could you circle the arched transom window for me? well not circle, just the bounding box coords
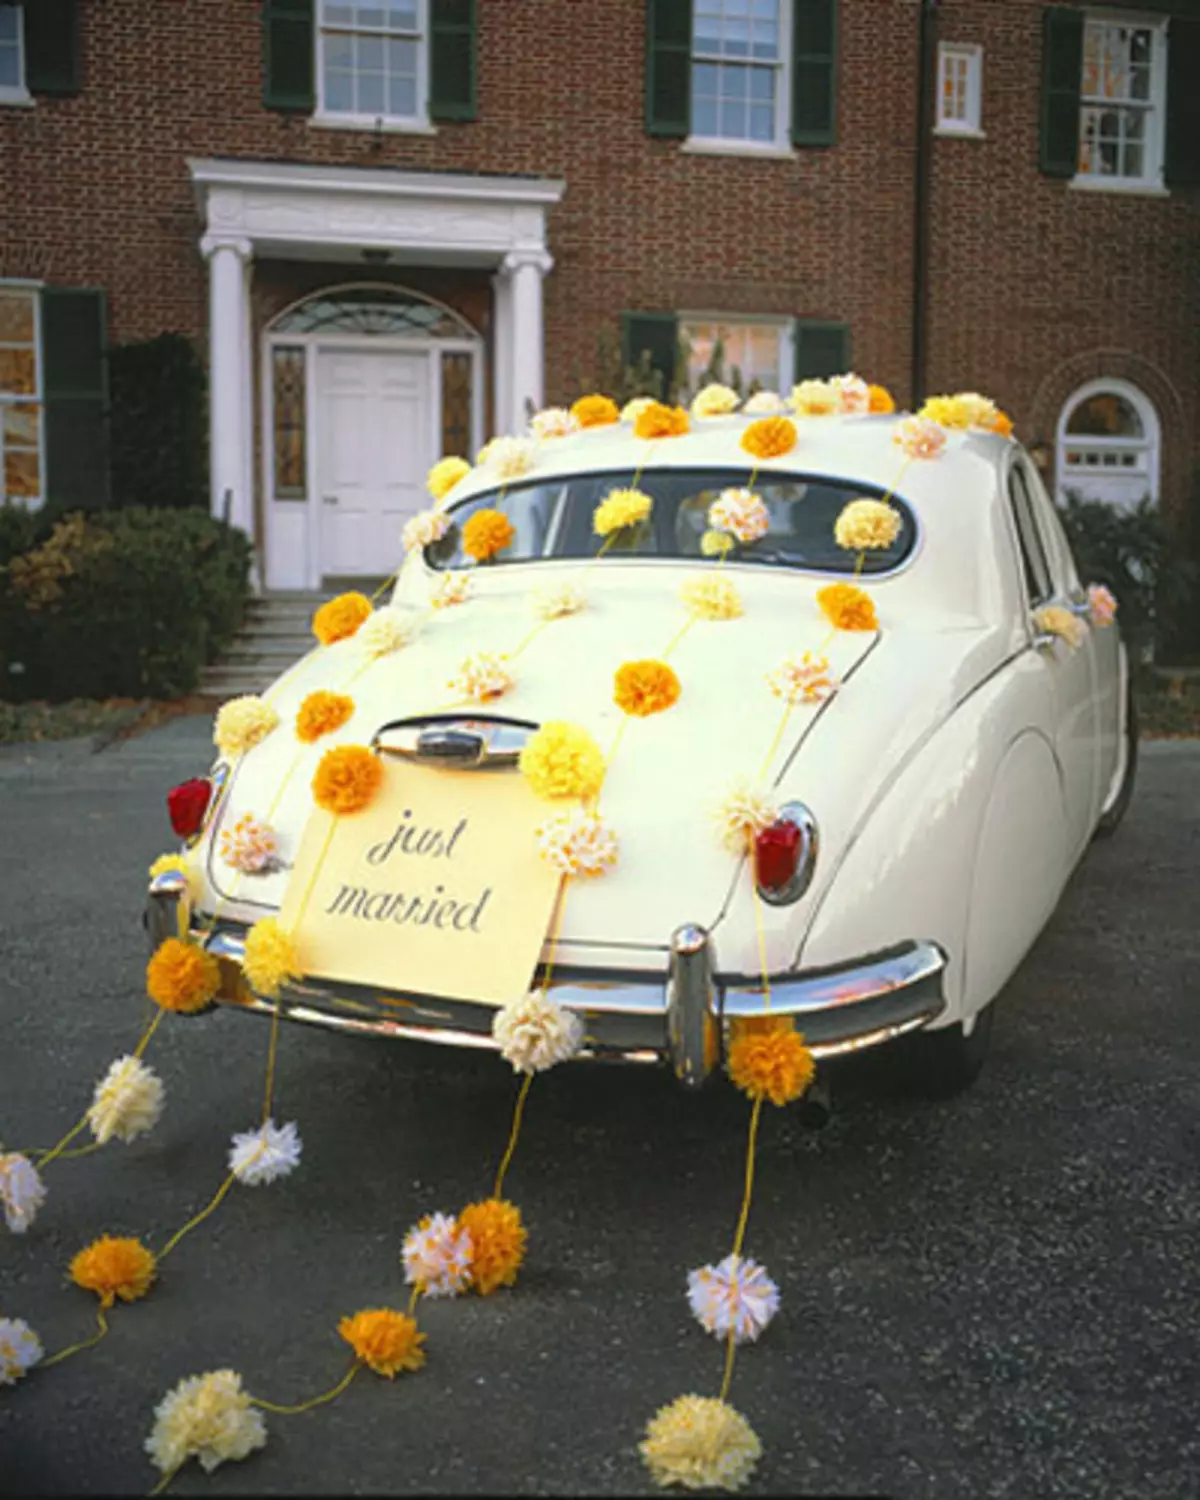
[1056,378,1160,510]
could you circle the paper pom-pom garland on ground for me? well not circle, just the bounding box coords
[0,1318,43,1385]
[87,1056,165,1146]
[145,1368,268,1483]
[70,1235,157,1307]
[641,1394,763,1492]
[402,1213,473,1299]
[0,1150,45,1233]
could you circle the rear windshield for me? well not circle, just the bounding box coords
[428,468,917,574]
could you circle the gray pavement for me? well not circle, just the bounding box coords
[1,718,1198,1497]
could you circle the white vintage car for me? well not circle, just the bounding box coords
[147,409,1135,1100]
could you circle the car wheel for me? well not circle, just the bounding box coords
[892,1000,995,1100]
[1094,680,1138,838]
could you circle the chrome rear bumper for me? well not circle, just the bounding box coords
[146,873,947,1088]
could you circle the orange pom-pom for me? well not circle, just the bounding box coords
[146,938,219,1015]
[295,691,355,744]
[462,508,515,562]
[70,1235,156,1307]
[338,1308,426,1377]
[614,659,682,718]
[816,582,878,632]
[570,394,620,429]
[726,1016,815,1107]
[458,1198,527,1295]
[312,591,372,646]
[633,402,690,440]
[740,417,797,461]
[312,744,383,815]
[867,384,896,414]
[992,410,1014,438]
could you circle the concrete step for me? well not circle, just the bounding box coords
[221,643,311,666]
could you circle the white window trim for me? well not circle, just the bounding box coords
[1071,10,1169,195]
[0,2,31,106]
[313,0,430,131]
[1054,376,1161,506]
[687,0,793,155]
[679,312,795,398]
[0,279,44,509]
[934,41,984,138]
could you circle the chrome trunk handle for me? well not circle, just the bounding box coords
[372,713,539,769]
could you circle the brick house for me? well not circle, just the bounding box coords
[0,0,1196,593]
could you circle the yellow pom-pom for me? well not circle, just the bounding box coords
[242,918,301,1000]
[462,508,515,562]
[147,938,219,1015]
[679,575,743,621]
[633,402,690,440]
[833,498,902,552]
[701,529,735,558]
[726,1015,815,1106]
[295,690,355,744]
[70,1235,156,1307]
[338,1308,426,1377]
[640,1394,762,1491]
[519,721,606,802]
[740,416,797,461]
[816,581,878,632]
[148,853,201,904]
[614,659,681,718]
[458,1198,527,1295]
[593,487,653,537]
[427,455,471,502]
[312,745,383,815]
[570,393,620,428]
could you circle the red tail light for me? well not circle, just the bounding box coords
[754,820,802,892]
[167,777,213,839]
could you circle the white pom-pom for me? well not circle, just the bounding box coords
[687,1253,780,1344]
[492,993,584,1074]
[401,1211,473,1298]
[0,1152,45,1234]
[0,1318,43,1385]
[228,1120,301,1186]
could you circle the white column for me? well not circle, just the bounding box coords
[504,248,553,428]
[200,233,254,553]
[491,265,513,437]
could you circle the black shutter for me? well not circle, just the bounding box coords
[42,288,110,512]
[1040,7,1083,178]
[621,313,679,401]
[430,0,477,121]
[645,0,691,138]
[24,0,80,97]
[1165,18,1200,189]
[792,0,837,146]
[794,320,849,380]
[263,0,314,113]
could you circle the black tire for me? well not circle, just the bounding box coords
[1094,679,1138,838]
[891,1000,995,1100]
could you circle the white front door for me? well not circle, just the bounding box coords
[315,347,432,578]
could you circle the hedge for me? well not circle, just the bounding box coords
[0,506,252,701]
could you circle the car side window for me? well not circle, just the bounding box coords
[1024,460,1083,596]
[1007,464,1054,609]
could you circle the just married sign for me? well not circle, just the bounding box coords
[279,758,562,1005]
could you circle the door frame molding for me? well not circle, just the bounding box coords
[262,328,483,591]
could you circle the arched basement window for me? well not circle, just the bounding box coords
[1056,378,1160,510]
[270,283,477,340]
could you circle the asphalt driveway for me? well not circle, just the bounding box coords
[1,719,1197,1497]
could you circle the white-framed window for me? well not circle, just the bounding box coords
[680,316,793,399]
[1055,378,1160,510]
[316,0,427,126]
[935,42,982,136]
[0,3,29,102]
[1075,12,1168,188]
[0,284,43,507]
[690,0,791,150]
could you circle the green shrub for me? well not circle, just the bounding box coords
[0,503,44,567]
[108,333,208,510]
[1,507,251,701]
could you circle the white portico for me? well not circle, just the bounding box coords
[188,158,563,591]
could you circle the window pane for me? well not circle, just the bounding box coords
[384,0,419,28]
[272,347,307,499]
[356,33,384,70]
[388,74,416,116]
[358,5,386,27]
[324,32,353,69]
[719,96,748,138]
[0,347,35,396]
[1066,393,1143,438]
[692,94,718,136]
[0,44,18,89]
[324,69,354,111]
[0,290,34,342]
[3,402,39,445]
[322,3,355,23]
[724,18,750,57]
[694,61,719,98]
[4,447,40,500]
[722,63,749,102]
[748,66,772,102]
[440,352,472,461]
[749,102,773,141]
[357,69,384,114]
[387,37,417,75]
[0,7,18,41]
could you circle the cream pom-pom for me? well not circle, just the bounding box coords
[401,1211,473,1299]
[536,809,618,877]
[829,372,870,414]
[687,1253,780,1345]
[532,581,586,620]
[214,696,280,759]
[742,390,785,414]
[145,1369,267,1476]
[242,917,301,999]
[358,604,420,658]
[788,379,839,416]
[228,1120,302,1187]
[0,1318,42,1386]
[709,487,769,545]
[765,650,837,705]
[492,992,584,1074]
[447,651,513,703]
[640,1394,762,1491]
[690,382,740,418]
[714,779,779,855]
[219,813,280,874]
[620,396,656,423]
[87,1055,165,1145]
[894,414,948,460]
[431,571,472,609]
[680,575,743,621]
[480,434,538,480]
[402,507,450,552]
[0,1152,45,1234]
[529,406,579,441]
[833,497,902,551]
[1034,604,1086,650]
